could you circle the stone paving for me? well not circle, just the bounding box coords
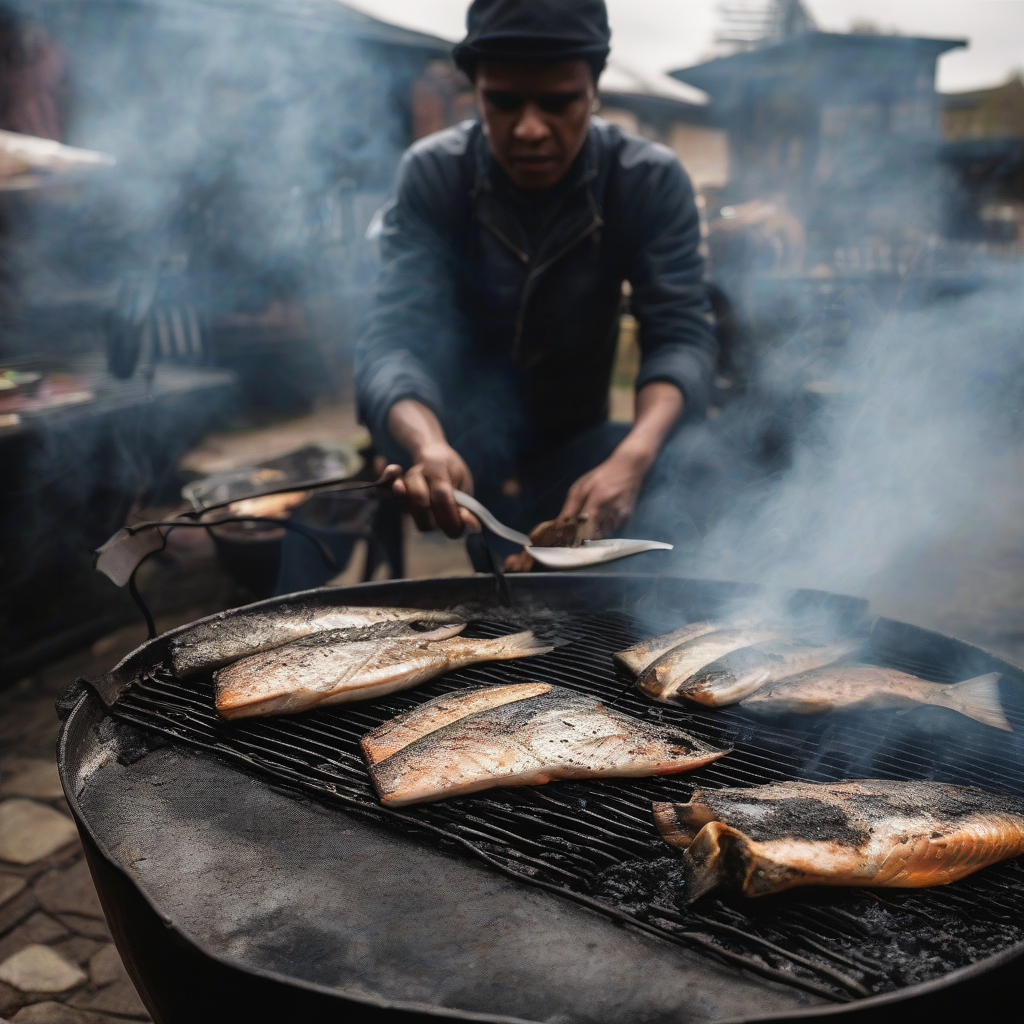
[0,504,245,1024]
[0,636,157,1024]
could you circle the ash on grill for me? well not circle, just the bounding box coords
[109,611,1024,1003]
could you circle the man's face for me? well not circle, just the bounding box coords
[475,58,595,191]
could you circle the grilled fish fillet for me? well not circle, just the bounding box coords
[362,681,553,763]
[214,629,550,720]
[362,682,728,807]
[678,638,860,707]
[740,666,1009,730]
[614,621,721,677]
[653,780,1024,901]
[169,604,465,677]
[636,626,782,704]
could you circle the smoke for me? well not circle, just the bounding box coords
[11,0,425,349]
[657,262,1024,642]
[0,1,437,656]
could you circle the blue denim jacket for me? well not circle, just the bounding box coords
[355,117,715,477]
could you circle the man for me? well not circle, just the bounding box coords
[356,0,715,561]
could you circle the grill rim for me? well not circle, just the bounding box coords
[60,695,552,1024]
[58,686,1024,1024]
[62,573,1024,1023]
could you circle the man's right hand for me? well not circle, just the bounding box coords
[388,441,475,536]
[385,399,477,537]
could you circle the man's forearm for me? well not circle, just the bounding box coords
[386,399,449,462]
[613,381,684,471]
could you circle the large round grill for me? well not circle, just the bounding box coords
[61,574,1024,1023]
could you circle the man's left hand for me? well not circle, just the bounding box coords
[559,381,685,533]
[560,448,649,533]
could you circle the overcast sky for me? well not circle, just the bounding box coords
[345,0,1024,92]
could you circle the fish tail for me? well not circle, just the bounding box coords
[419,623,466,640]
[942,673,1011,732]
[473,630,554,661]
[680,822,733,903]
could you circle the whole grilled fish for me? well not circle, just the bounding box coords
[677,637,860,707]
[740,666,1010,731]
[169,604,465,677]
[214,629,551,720]
[636,626,783,704]
[614,621,721,677]
[362,682,729,807]
[653,780,1024,901]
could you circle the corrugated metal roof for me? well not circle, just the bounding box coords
[599,61,709,108]
[671,31,966,94]
[28,0,453,53]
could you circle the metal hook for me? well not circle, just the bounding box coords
[112,517,340,641]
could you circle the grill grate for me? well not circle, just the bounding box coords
[108,611,1024,1003]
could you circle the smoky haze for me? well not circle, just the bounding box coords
[12,1,1023,653]
[0,0,439,649]
[651,265,1024,639]
[17,0,425,351]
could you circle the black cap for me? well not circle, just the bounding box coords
[453,0,611,78]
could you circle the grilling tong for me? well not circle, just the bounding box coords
[452,491,672,569]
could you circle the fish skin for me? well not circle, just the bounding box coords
[679,638,860,708]
[614,621,721,677]
[214,629,551,720]
[363,683,729,807]
[169,604,465,677]
[740,666,1010,731]
[636,626,782,704]
[362,682,553,764]
[653,779,1024,900]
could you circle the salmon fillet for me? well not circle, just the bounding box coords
[636,626,783,704]
[613,621,721,677]
[362,682,729,807]
[214,629,551,720]
[741,666,1009,731]
[653,780,1024,901]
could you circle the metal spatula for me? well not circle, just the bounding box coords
[452,491,672,569]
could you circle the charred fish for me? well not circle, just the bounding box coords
[677,637,860,707]
[614,621,721,677]
[740,665,1009,730]
[169,603,465,677]
[654,779,1024,900]
[636,626,783,704]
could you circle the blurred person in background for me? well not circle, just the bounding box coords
[0,9,68,140]
[356,0,715,565]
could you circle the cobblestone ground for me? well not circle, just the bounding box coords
[0,483,247,1024]
[0,640,155,1023]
